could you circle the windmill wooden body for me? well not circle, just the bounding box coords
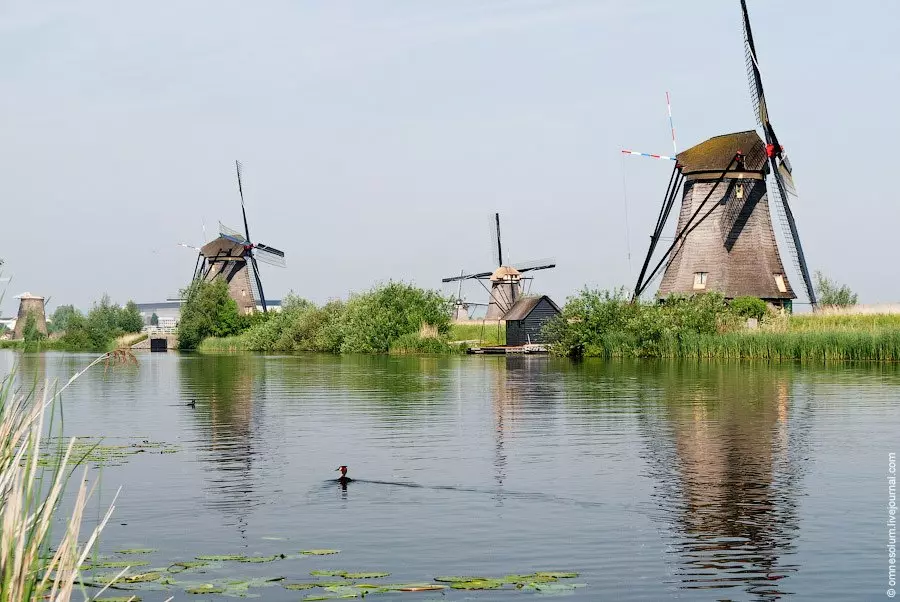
[443,214,555,320]
[187,162,286,314]
[13,292,48,339]
[632,0,816,310]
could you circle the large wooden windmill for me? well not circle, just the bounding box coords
[187,162,286,314]
[632,0,816,310]
[442,213,556,320]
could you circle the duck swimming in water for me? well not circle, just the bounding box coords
[335,465,352,484]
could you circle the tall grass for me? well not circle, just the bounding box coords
[447,322,506,347]
[1,353,126,601]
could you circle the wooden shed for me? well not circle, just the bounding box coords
[502,295,561,346]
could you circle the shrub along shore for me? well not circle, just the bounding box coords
[542,289,900,362]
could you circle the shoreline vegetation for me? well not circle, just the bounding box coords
[543,289,900,362]
[0,297,144,353]
[183,281,900,363]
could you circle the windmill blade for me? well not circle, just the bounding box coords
[179,242,201,252]
[776,155,797,196]
[219,222,248,243]
[511,257,557,273]
[442,270,494,283]
[741,0,769,131]
[248,255,268,313]
[491,213,503,266]
[252,247,287,268]
[235,160,253,243]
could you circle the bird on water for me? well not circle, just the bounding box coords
[336,465,352,484]
[186,399,196,408]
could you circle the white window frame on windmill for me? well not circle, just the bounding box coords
[773,273,787,293]
[693,272,708,290]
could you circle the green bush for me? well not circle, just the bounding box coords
[339,282,452,353]
[199,282,454,355]
[177,280,242,350]
[729,296,768,321]
[57,295,144,352]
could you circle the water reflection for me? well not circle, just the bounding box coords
[179,354,264,530]
[641,363,804,600]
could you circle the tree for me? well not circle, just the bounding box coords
[729,296,768,321]
[48,304,81,334]
[177,280,242,350]
[150,312,159,326]
[814,271,858,307]
[118,300,144,333]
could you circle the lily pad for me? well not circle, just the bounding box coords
[121,572,163,584]
[284,582,319,590]
[95,560,150,568]
[385,583,446,592]
[195,554,246,561]
[433,576,489,583]
[300,549,340,556]
[342,571,390,579]
[521,582,587,593]
[167,561,211,573]
[116,548,157,555]
[186,584,226,594]
[311,569,347,577]
[236,554,285,563]
[450,579,505,590]
[535,571,579,579]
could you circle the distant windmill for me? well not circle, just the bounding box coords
[442,213,556,320]
[190,161,286,313]
[631,0,814,310]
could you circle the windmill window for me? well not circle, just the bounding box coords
[774,274,787,293]
[693,272,708,290]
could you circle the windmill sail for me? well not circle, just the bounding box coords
[741,0,816,306]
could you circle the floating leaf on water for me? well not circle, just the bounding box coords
[321,585,361,598]
[385,583,446,592]
[121,572,163,584]
[342,571,390,579]
[310,569,347,577]
[96,560,150,568]
[300,549,340,556]
[186,584,226,594]
[521,582,587,593]
[196,555,247,561]
[433,576,489,583]
[236,554,285,563]
[449,579,505,590]
[535,572,579,579]
[116,548,157,555]
[261,536,286,541]
[168,561,211,573]
[283,583,319,590]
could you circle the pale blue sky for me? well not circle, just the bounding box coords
[2,0,897,314]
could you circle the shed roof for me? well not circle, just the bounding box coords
[677,131,767,175]
[502,295,561,321]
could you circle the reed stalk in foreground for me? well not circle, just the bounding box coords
[0,351,130,602]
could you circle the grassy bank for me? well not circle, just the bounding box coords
[545,289,900,361]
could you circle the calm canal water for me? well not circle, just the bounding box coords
[2,351,897,601]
